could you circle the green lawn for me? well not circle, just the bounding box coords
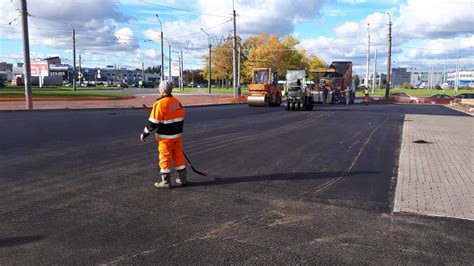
[0,90,133,98]
[203,87,249,94]
[170,87,199,93]
[355,88,474,97]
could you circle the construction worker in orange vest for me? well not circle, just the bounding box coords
[140,80,186,189]
[364,87,369,105]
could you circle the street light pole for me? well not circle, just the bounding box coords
[365,23,370,89]
[78,49,86,87]
[232,0,239,97]
[156,14,164,83]
[385,12,392,99]
[20,0,32,109]
[71,26,76,92]
[201,28,211,94]
[165,38,171,82]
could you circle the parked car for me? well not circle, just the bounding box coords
[423,94,453,105]
[450,93,474,104]
[117,82,129,88]
[390,92,420,104]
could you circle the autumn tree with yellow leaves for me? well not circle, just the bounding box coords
[202,33,326,85]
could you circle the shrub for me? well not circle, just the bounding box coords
[402,82,413,90]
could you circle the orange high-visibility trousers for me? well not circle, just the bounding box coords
[157,136,186,173]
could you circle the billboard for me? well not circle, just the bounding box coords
[31,62,49,77]
[163,62,180,77]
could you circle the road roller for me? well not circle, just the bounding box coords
[248,68,282,107]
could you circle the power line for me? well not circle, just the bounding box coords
[138,0,232,19]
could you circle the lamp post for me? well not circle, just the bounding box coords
[156,14,164,83]
[201,28,211,94]
[78,49,86,86]
[164,38,172,82]
[385,12,392,99]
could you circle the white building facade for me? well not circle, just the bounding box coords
[447,70,474,88]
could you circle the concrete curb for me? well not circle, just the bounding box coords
[445,105,474,116]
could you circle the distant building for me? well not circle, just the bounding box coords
[410,70,444,88]
[80,66,160,85]
[447,70,474,88]
[0,62,13,72]
[1,57,162,86]
[391,68,411,86]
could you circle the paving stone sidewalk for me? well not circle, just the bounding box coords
[394,113,474,220]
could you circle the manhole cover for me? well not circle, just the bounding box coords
[413,140,431,144]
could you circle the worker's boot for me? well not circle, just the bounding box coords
[176,169,187,187]
[154,173,171,189]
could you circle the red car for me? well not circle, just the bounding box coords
[423,94,453,105]
[390,92,420,104]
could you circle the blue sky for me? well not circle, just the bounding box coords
[1,0,472,74]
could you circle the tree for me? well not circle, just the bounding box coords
[304,55,326,80]
[281,35,305,73]
[202,36,241,87]
[352,75,360,88]
[145,66,161,74]
[205,32,327,84]
[242,33,286,82]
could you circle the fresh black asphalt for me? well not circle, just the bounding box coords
[0,104,472,264]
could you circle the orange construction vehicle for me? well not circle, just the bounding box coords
[247,68,282,107]
[310,61,353,104]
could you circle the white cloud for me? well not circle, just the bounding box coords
[0,0,137,53]
[198,0,325,36]
[299,0,474,73]
[395,0,474,39]
[408,35,474,58]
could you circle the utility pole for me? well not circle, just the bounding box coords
[79,53,81,87]
[385,12,392,99]
[201,28,211,94]
[372,48,377,93]
[179,50,183,90]
[181,50,184,90]
[78,49,86,87]
[20,0,32,109]
[72,27,76,92]
[455,54,460,94]
[429,67,431,90]
[237,43,241,89]
[232,0,239,97]
[141,62,144,86]
[443,62,446,91]
[365,23,370,89]
[156,14,164,84]
[429,67,433,90]
[168,42,172,82]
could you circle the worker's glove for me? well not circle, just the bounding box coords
[140,132,150,142]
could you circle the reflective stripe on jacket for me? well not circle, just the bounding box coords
[149,96,185,138]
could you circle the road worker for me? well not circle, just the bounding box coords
[140,80,186,189]
[364,87,369,105]
[343,86,351,105]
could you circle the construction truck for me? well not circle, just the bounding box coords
[248,68,282,107]
[310,61,354,104]
[284,70,313,111]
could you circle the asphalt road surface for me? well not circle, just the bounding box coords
[1,104,472,264]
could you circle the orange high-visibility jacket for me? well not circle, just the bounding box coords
[148,96,185,139]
